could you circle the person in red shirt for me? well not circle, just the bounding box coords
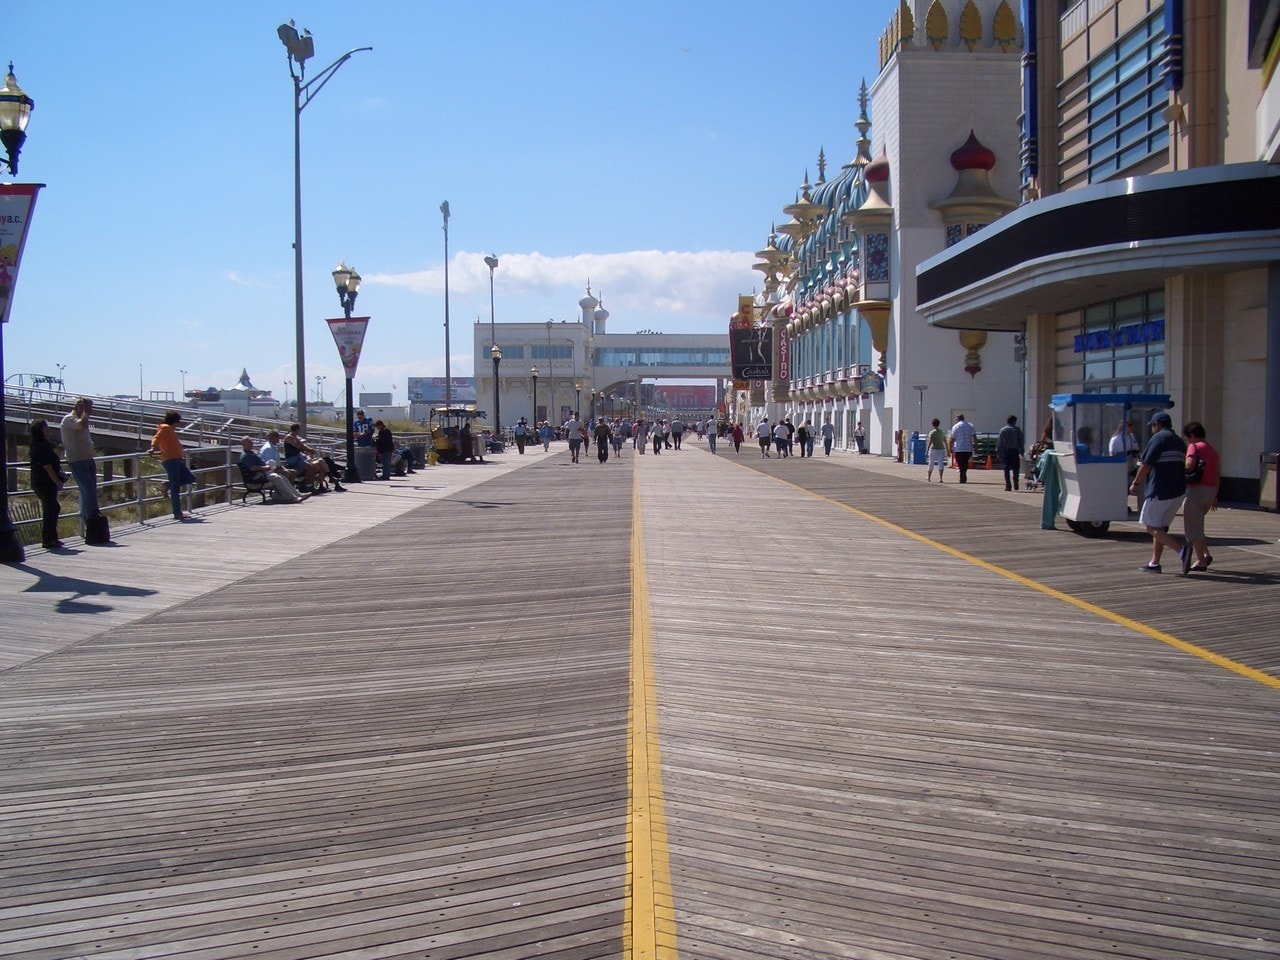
[1181,421,1220,572]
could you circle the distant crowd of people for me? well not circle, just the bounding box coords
[23,398,1223,579]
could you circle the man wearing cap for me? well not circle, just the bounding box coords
[1130,411,1189,573]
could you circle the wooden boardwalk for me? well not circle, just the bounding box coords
[1,442,1278,959]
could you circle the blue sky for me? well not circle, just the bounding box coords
[7,1,886,403]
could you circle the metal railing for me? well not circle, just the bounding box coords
[7,445,245,545]
[3,386,359,450]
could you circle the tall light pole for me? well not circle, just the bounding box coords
[530,367,539,425]
[546,320,556,424]
[441,201,452,408]
[277,21,370,436]
[332,261,362,482]
[283,380,292,406]
[180,369,187,400]
[484,255,500,436]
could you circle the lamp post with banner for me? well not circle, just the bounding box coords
[328,260,368,483]
[0,66,38,562]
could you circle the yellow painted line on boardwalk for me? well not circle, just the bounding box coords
[625,456,679,959]
[772,475,1280,692]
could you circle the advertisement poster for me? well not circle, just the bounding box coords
[326,317,370,378]
[730,326,772,380]
[0,183,43,325]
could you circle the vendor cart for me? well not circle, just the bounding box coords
[428,407,487,464]
[1047,393,1173,536]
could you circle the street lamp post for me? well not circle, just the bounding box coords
[530,367,539,425]
[545,320,557,425]
[332,261,362,482]
[283,380,292,406]
[179,369,187,401]
[0,64,36,563]
[484,255,500,436]
[490,345,502,440]
[277,22,370,436]
[912,384,928,436]
[575,383,581,419]
[441,201,452,408]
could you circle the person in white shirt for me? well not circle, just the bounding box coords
[948,414,978,483]
[564,414,583,463]
[756,418,772,458]
[705,417,718,453]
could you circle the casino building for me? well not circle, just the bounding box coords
[916,0,1280,502]
[753,0,1280,502]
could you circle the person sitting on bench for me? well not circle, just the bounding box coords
[282,422,345,492]
[239,437,309,502]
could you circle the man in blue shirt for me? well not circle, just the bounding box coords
[353,409,374,449]
[1130,411,1188,573]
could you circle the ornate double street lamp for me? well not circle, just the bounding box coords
[530,366,539,425]
[277,21,370,434]
[330,261,365,483]
[0,64,38,564]
[484,254,500,436]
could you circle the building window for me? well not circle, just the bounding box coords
[1083,11,1169,182]
[1056,289,1165,394]
[530,344,574,361]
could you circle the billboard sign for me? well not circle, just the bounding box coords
[730,326,772,380]
[407,377,476,405]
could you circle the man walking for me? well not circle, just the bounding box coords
[1130,411,1189,573]
[948,414,978,483]
[564,412,583,463]
[996,415,1025,491]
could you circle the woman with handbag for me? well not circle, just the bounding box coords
[1181,422,1220,572]
[29,419,66,549]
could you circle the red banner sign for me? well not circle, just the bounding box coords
[326,317,370,378]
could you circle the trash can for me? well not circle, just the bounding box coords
[354,447,377,480]
[1261,452,1279,511]
[909,432,926,465]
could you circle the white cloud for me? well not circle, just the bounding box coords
[365,249,757,322]
[224,270,269,288]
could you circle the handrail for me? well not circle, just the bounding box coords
[2,386,433,450]
[7,445,240,544]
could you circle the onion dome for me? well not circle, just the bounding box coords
[950,130,996,172]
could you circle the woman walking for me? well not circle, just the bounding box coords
[149,410,198,520]
[1181,421,1220,572]
[29,420,66,549]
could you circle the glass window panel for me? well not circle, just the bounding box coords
[1085,360,1113,381]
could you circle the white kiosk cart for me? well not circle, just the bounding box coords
[1048,393,1174,536]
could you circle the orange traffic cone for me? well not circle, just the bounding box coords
[985,454,994,470]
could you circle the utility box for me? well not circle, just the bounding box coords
[1261,452,1279,511]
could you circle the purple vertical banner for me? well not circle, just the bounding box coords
[0,183,43,325]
